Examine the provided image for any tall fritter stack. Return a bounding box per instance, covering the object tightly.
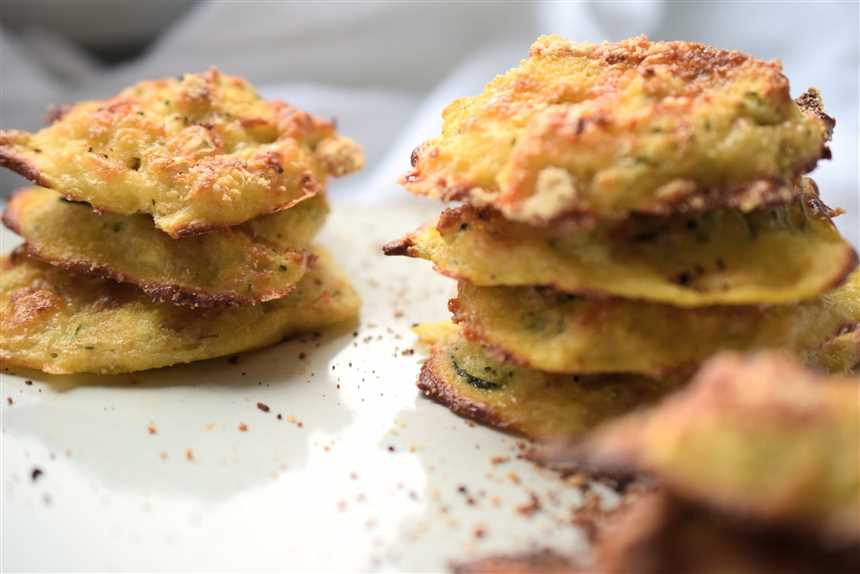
[0,69,362,375]
[384,36,859,440]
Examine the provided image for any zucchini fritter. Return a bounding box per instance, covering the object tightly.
[404,35,833,224]
[0,249,359,374]
[414,322,679,440]
[386,178,856,307]
[4,187,329,308]
[0,69,363,238]
[451,269,860,377]
[578,352,860,543]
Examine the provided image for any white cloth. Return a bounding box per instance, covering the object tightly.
[1,1,857,243]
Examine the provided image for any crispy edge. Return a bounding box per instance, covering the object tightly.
[417,355,527,439]
[2,198,311,308]
[0,140,53,189]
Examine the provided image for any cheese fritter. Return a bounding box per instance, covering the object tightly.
[414,322,679,440]
[0,249,359,374]
[403,35,833,224]
[0,69,363,237]
[451,269,860,378]
[4,187,329,308]
[578,352,860,544]
[385,179,856,307]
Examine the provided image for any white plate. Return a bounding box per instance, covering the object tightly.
[1,200,603,572]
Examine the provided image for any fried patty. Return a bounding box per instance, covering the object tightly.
[0,249,359,374]
[0,69,363,237]
[414,322,679,440]
[385,179,856,307]
[3,187,330,308]
[450,269,860,378]
[576,352,860,544]
[403,35,833,224]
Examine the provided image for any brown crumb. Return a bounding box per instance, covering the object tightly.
[401,348,415,356]
[393,309,404,318]
[256,402,270,413]
[473,525,487,539]
[238,422,249,432]
[147,423,157,435]
[25,380,33,385]
[31,467,43,482]
[490,456,510,465]
[185,449,194,461]
[6,397,13,405]
[516,492,542,517]
[299,352,307,360]
[227,355,240,365]
[160,452,168,460]
[277,413,283,420]
[508,471,521,484]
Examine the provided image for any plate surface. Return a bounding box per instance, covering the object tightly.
[1,198,600,572]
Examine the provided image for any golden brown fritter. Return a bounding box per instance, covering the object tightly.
[403,35,833,224]
[450,269,860,378]
[0,69,363,238]
[0,249,359,374]
[385,179,857,307]
[414,322,679,440]
[4,187,330,308]
[577,352,860,544]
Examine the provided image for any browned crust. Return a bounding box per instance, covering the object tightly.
[452,549,581,574]
[417,358,527,439]
[0,146,52,188]
[403,168,808,225]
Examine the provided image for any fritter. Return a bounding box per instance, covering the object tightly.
[403,35,833,224]
[451,269,860,378]
[414,322,679,440]
[385,179,857,307]
[0,249,359,374]
[597,493,859,574]
[577,352,860,544]
[3,187,329,308]
[0,69,363,238]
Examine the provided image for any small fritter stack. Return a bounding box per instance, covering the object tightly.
[0,69,362,375]
[384,35,859,440]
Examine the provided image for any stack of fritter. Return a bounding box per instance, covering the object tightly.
[0,69,362,375]
[384,35,859,440]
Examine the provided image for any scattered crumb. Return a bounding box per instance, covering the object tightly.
[238,422,249,432]
[160,452,168,460]
[516,492,542,517]
[401,348,415,356]
[147,423,157,435]
[490,456,510,465]
[6,397,13,405]
[227,356,240,365]
[25,380,33,385]
[185,449,194,461]
[256,402,270,413]
[31,467,43,482]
